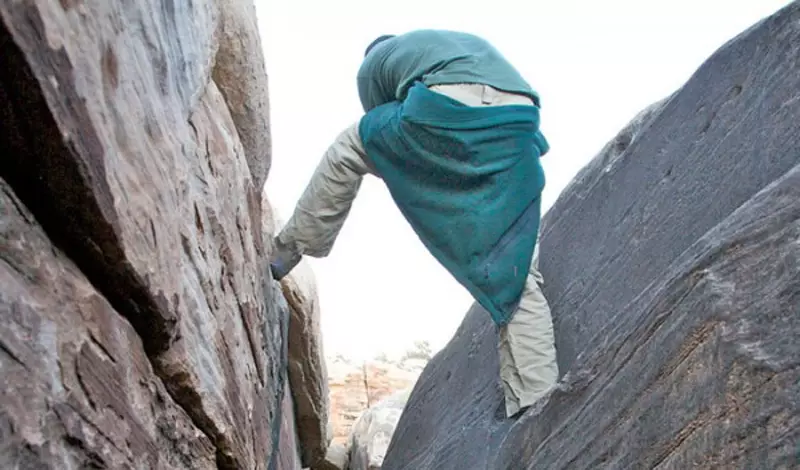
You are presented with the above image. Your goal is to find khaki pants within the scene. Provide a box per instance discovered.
[276,83,559,418]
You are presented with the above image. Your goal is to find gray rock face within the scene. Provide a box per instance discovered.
[0,0,295,468]
[0,179,217,469]
[381,2,800,469]
[273,385,304,470]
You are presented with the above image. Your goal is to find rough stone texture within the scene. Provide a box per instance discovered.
[0,179,217,469]
[213,0,272,191]
[274,385,303,470]
[317,443,349,470]
[264,193,332,468]
[281,259,332,468]
[327,356,424,447]
[0,1,290,468]
[348,390,411,470]
[381,3,800,469]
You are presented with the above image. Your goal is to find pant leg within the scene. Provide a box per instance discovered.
[430,83,557,417]
[276,121,373,260]
[498,239,559,417]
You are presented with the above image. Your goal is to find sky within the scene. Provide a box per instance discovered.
[255,0,791,361]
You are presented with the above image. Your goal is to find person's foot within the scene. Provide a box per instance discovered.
[494,401,529,421]
[270,237,301,280]
[508,405,529,420]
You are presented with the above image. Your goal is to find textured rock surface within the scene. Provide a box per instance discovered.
[213,0,272,191]
[348,390,411,470]
[264,194,333,468]
[0,179,217,469]
[0,0,292,468]
[327,356,424,447]
[318,443,349,470]
[273,385,303,470]
[381,3,800,469]
[281,258,332,467]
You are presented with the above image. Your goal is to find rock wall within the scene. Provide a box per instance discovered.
[264,196,333,469]
[381,2,800,469]
[213,0,272,191]
[280,244,332,467]
[0,179,217,469]
[0,1,317,469]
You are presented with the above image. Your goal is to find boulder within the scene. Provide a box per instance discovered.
[281,253,332,466]
[348,390,411,470]
[0,178,216,469]
[264,195,333,468]
[322,443,350,470]
[381,3,800,469]
[0,0,288,468]
[327,356,424,447]
[213,0,273,191]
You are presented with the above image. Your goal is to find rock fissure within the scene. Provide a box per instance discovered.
[0,0,302,467]
[0,27,223,469]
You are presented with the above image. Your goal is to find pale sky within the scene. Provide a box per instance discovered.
[256,0,790,361]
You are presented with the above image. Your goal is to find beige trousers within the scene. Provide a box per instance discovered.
[277,83,559,417]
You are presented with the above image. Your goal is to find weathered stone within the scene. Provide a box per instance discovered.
[0,179,217,469]
[273,385,303,470]
[213,0,273,191]
[0,1,284,468]
[263,193,332,468]
[348,390,411,470]
[281,258,332,467]
[318,443,349,470]
[381,3,800,469]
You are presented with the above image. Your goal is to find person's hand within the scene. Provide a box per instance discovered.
[269,237,301,280]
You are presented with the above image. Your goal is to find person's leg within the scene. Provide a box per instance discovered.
[271,121,374,279]
[497,239,559,418]
[429,83,557,417]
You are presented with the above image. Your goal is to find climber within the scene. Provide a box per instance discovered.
[269,30,559,418]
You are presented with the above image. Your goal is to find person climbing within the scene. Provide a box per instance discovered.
[269,29,559,418]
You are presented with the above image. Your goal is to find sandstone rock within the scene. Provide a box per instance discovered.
[0,179,217,469]
[263,194,332,468]
[0,1,285,468]
[213,0,272,191]
[381,3,800,469]
[281,259,332,467]
[348,389,411,470]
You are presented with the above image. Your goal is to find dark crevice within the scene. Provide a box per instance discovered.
[0,7,225,464]
[0,7,173,359]
[0,340,28,372]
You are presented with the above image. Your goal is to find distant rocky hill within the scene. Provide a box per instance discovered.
[326,344,430,446]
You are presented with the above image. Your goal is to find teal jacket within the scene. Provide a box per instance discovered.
[359,82,548,326]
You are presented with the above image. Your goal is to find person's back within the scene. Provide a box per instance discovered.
[271,30,559,420]
[357,30,540,112]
